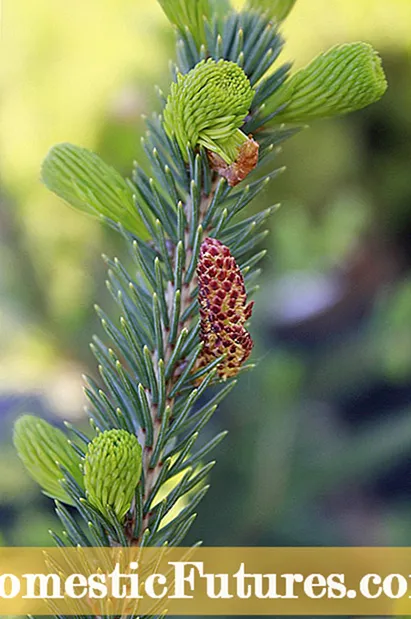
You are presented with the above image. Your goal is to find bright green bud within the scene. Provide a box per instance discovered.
[13,415,83,505]
[41,143,149,240]
[246,0,297,22]
[164,59,255,164]
[157,0,229,46]
[84,429,142,522]
[157,0,209,46]
[266,42,387,123]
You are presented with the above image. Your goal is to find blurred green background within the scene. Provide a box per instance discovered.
[1,0,411,549]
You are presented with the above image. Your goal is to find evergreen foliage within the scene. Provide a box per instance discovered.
[13,1,387,616]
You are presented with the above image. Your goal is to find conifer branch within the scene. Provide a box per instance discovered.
[13,6,387,616]
[137,182,217,542]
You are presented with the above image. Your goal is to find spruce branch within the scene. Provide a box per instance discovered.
[136,175,231,544]
[13,7,388,617]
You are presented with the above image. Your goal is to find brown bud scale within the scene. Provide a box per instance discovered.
[208,136,259,187]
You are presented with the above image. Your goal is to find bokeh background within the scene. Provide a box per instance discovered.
[1,0,411,550]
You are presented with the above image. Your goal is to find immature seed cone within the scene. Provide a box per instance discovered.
[196,237,254,380]
[164,59,256,173]
[266,42,387,123]
[84,429,142,522]
[13,415,83,505]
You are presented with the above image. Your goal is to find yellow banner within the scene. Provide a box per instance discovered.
[2,547,411,615]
